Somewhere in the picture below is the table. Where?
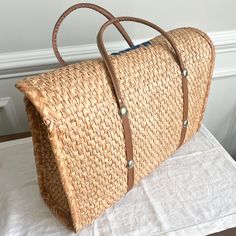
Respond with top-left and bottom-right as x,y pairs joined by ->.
0,125 -> 236,236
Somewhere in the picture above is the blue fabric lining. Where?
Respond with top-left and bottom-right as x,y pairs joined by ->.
111,41 -> 151,56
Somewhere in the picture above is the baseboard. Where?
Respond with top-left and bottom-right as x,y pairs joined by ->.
0,30 -> 236,80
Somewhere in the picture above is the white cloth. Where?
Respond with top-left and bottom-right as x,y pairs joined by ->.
0,125 -> 236,236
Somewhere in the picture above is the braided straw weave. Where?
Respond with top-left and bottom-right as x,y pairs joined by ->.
16,27 -> 215,232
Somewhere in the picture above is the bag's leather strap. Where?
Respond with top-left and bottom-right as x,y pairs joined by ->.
52,3 -> 134,66
97,17 -> 189,192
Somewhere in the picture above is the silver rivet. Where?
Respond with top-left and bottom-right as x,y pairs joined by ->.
127,160 -> 134,169
120,106 -> 128,116
183,120 -> 189,128
182,68 -> 188,78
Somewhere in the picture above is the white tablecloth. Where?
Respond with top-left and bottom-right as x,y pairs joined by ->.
0,125 -> 236,236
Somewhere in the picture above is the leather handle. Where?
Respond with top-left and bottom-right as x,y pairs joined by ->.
97,17 -> 186,104
52,3 -> 134,66
97,16 -> 189,192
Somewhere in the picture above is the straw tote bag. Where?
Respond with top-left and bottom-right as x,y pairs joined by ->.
16,3 -> 215,233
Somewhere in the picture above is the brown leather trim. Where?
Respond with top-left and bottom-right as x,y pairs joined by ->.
52,3 -> 134,66
97,17 -> 189,192
122,115 -> 134,192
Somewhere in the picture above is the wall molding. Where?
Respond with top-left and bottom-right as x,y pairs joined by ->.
208,30 -> 236,54
213,68 -> 236,79
0,30 -> 236,80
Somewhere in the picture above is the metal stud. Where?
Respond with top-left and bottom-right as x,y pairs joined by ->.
127,160 -> 134,169
120,106 -> 128,116
183,120 -> 189,128
182,68 -> 188,78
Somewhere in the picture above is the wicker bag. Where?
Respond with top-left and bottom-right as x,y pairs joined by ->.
16,3 -> 215,233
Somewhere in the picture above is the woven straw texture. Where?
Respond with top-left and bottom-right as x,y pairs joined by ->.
16,27 -> 215,233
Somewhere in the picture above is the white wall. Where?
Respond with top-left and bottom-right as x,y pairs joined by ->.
1,0 -> 236,53
0,1 -> 236,158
